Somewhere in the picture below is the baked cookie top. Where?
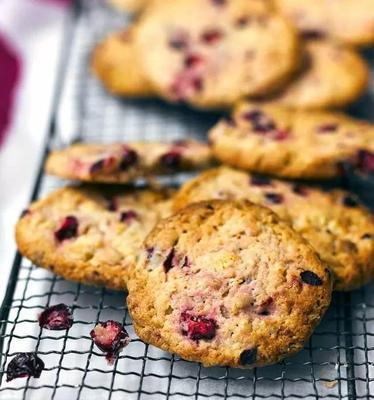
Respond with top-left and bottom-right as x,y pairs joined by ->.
92,29 -> 154,97
270,40 -> 369,109
46,140 -> 213,183
135,0 -> 298,109
16,186 -> 173,290
109,0 -> 151,13
127,200 -> 332,368
209,102 -> 374,179
173,167 -> 374,291
274,0 -> 374,47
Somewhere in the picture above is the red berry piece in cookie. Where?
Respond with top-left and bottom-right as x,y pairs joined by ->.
54,216 -> 78,242
6,353 -> 44,382
38,304 -> 73,330
90,320 -> 130,364
357,150 -> 374,174
180,310 -> 217,341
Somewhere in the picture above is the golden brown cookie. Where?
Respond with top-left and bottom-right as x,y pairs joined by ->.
92,28 -> 153,97
127,200 -> 332,368
135,0 -> 299,109
270,40 -> 369,109
173,167 -> 374,291
16,186 -> 173,290
209,101 -> 374,179
46,140 -> 213,183
274,0 -> 374,47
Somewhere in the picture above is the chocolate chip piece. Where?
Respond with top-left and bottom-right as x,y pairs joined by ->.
292,184 -> 308,196
300,271 -> 323,286
361,233 -> 372,240
239,348 -> 257,365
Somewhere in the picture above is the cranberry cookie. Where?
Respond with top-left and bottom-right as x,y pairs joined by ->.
127,200 -> 332,368
46,140 -> 212,183
274,0 -> 374,47
135,0 -> 298,109
209,102 -> 374,179
16,186 -> 173,290
92,28 -> 154,97
270,40 -> 369,109
173,167 -> 374,291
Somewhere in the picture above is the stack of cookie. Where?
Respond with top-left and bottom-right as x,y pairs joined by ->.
15,0 -> 374,369
96,0 -> 373,110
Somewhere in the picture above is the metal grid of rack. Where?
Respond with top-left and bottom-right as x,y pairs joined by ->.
0,1 -> 373,398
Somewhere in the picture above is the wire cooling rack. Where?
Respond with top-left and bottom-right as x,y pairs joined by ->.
1,1 -> 374,399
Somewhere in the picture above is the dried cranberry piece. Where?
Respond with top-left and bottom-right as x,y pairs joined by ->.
211,0 -> 226,5
180,311 -> 217,341
184,53 -> 204,69
342,196 -> 358,208
317,124 -> 338,133
235,16 -> 250,28
239,348 -> 257,366
163,248 -> 175,273
264,193 -> 284,204
200,28 -> 223,44
356,150 -> 374,174
119,147 -> 138,170
242,109 -> 276,133
160,151 -> 182,169
120,210 -> 138,223
292,184 -> 308,196
300,271 -> 323,286
90,159 -> 105,174
250,175 -> 271,186
38,304 -> 73,330
6,353 -> 44,382
107,197 -> 118,212
301,29 -> 326,40
90,321 -> 130,364
169,31 -> 189,50
146,247 -> 154,260
256,297 -> 274,316
54,216 -> 78,242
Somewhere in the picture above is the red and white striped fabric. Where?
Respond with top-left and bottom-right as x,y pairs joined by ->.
0,0 -> 70,300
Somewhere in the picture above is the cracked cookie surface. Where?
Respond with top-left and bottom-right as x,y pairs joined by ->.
173,167 -> 374,291
128,200 -> 332,368
16,186 -> 173,290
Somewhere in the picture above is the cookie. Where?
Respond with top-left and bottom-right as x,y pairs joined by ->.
270,40 -> 369,109
15,186 -> 173,290
127,200 -> 332,368
209,101 -> 374,179
92,28 -> 153,97
135,0 -> 299,109
274,0 -> 374,47
173,167 -> 374,291
46,140 -> 213,183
